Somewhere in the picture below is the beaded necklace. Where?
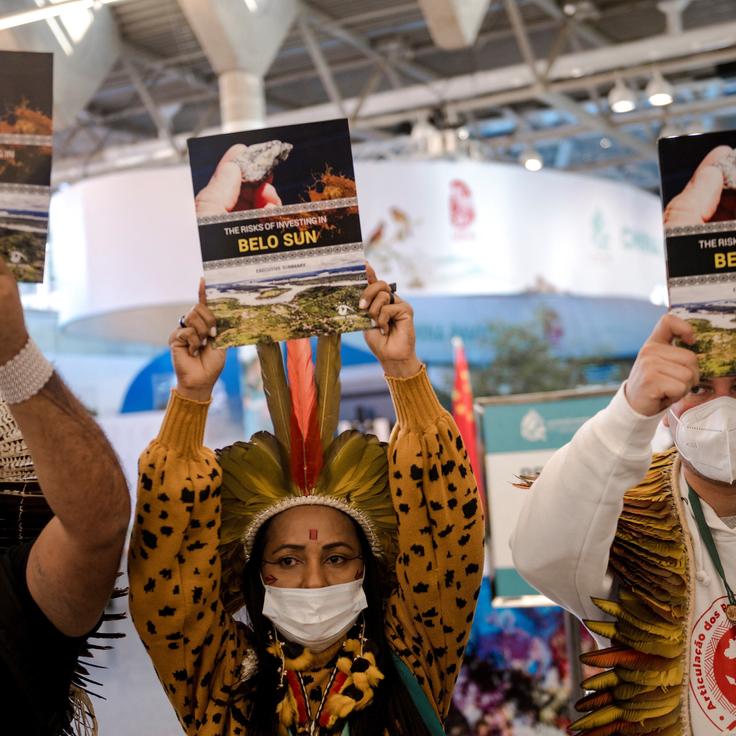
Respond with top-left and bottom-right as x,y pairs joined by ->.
268,618 -> 384,735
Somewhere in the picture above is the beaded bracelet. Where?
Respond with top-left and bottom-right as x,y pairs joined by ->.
0,338 -> 53,405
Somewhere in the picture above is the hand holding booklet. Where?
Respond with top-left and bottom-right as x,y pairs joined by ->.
187,118 -> 372,347
659,130 -> 736,377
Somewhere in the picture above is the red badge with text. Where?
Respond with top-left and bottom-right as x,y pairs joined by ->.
690,597 -> 736,731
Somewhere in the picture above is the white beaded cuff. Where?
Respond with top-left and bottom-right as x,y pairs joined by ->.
0,338 -> 53,404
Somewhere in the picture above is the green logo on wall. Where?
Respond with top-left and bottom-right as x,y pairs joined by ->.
592,210 -> 610,250
622,227 -> 660,254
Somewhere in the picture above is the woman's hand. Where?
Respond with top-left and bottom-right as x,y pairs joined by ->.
361,264 -> 422,378
170,279 -> 226,401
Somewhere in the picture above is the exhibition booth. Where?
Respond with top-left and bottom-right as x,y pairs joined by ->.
5,0 -> 736,732
19,159 -> 667,733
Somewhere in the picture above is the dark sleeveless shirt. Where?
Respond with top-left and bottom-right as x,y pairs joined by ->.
0,543 -> 88,735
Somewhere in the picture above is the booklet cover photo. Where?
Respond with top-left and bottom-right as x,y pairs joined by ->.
0,50 -> 52,283
659,130 -> 736,377
187,118 -> 372,347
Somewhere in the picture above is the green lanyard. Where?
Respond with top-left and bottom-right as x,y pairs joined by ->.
687,483 -> 736,620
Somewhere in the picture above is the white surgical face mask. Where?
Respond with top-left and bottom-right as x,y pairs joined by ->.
262,577 -> 367,652
670,397 -> 736,484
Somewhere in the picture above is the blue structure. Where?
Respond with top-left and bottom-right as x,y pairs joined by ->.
121,293 -> 665,413
121,346 -> 242,414
342,293 -> 666,366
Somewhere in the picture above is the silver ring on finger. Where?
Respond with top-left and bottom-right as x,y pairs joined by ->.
389,292 -> 395,305
179,315 -> 187,329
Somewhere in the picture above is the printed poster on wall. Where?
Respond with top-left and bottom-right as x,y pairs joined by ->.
0,51 -> 53,283
659,131 -> 736,377
448,578 -> 598,735
478,387 -> 615,603
187,118 -> 371,347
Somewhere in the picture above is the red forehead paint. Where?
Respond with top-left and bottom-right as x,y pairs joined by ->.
309,528 -> 318,540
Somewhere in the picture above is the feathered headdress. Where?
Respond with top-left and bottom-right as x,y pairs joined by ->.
217,335 -> 396,614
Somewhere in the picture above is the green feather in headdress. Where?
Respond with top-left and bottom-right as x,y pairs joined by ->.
217,336 -> 396,615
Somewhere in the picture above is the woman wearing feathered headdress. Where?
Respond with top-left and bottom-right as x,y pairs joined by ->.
128,267 -> 484,735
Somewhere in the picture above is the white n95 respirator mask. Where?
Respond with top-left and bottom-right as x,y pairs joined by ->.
670,397 -> 736,484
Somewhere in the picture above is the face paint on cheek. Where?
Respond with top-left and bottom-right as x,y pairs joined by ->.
309,529 -> 318,541
263,574 -> 277,585
354,567 -> 363,580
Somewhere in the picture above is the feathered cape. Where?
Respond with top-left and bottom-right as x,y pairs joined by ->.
571,449 -> 692,736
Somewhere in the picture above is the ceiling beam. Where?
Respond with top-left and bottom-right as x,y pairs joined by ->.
526,0 -> 611,48
83,89 -> 218,127
297,13 -> 346,115
120,41 -> 212,93
96,10 -> 591,109
351,65 -> 384,121
504,0 -> 541,79
503,0 -> 656,158
461,90 -> 736,152
274,20 -> 736,131
338,3 -> 419,26
70,38 -> 736,143
120,57 -> 181,152
539,90 -> 656,158
300,1 -> 438,87
51,86 -> 736,183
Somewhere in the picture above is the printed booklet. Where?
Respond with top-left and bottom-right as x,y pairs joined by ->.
187,118 -> 372,346
659,130 -> 736,376
0,51 -> 52,283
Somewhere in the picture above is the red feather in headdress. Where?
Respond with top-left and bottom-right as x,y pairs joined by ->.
286,339 -> 323,493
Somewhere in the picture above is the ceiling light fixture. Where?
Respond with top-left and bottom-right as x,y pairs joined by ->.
0,0 -> 120,32
411,119 -> 444,157
410,118 -> 433,141
646,70 -> 674,107
456,126 -> 470,141
608,78 -> 636,114
519,147 -> 543,172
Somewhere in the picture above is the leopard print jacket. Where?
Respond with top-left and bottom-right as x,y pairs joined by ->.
128,367 -> 484,735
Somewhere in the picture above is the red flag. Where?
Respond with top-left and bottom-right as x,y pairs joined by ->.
451,337 -> 486,510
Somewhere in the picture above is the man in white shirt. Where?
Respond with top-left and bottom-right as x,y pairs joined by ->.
510,313 -> 736,734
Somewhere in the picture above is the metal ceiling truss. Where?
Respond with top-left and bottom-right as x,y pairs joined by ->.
299,1 -> 437,87
502,0 -> 657,159
297,11 -> 347,116
44,0 -> 736,190
526,0 -> 611,47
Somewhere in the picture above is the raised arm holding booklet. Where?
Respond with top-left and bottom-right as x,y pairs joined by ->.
187,118 -> 372,347
659,130 -> 736,376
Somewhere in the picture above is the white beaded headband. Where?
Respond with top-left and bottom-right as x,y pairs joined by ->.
241,494 -> 384,562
